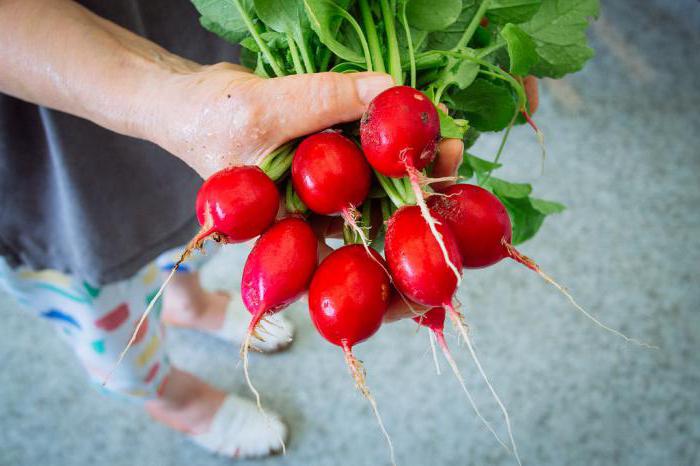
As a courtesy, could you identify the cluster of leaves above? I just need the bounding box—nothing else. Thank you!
[191,0,599,244]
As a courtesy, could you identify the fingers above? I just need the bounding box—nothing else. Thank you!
[383,293,429,323]
[523,76,539,115]
[264,72,394,140]
[431,138,464,191]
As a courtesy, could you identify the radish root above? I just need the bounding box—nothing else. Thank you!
[434,329,511,454]
[504,241,657,349]
[405,163,462,285]
[445,302,522,466]
[521,109,546,172]
[241,313,287,455]
[428,331,442,375]
[103,222,216,386]
[342,342,396,466]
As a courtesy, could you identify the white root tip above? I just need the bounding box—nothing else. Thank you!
[103,262,181,386]
[445,304,522,466]
[435,331,511,454]
[428,331,441,375]
[343,346,396,466]
[406,167,462,285]
[504,243,658,349]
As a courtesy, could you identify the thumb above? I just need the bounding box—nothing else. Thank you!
[263,72,394,139]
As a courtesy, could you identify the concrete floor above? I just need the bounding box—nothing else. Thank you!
[1,1,698,465]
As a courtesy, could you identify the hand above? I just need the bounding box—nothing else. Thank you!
[148,63,395,178]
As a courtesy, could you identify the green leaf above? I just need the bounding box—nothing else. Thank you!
[199,15,248,45]
[482,176,532,198]
[240,31,286,52]
[500,23,538,75]
[498,195,546,245]
[451,78,517,131]
[426,1,477,50]
[519,0,600,78]
[438,107,469,138]
[441,56,480,90]
[458,161,474,179]
[487,0,542,24]
[406,0,463,32]
[530,197,566,214]
[239,47,258,69]
[193,0,254,44]
[254,0,305,34]
[303,0,365,63]
[464,153,502,173]
[329,61,367,72]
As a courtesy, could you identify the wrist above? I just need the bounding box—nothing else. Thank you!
[123,47,203,144]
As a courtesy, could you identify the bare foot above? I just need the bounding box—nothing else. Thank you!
[161,272,294,351]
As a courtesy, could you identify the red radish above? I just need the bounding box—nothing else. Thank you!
[384,205,462,308]
[308,245,395,465]
[429,184,653,347]
[360,86,440,178]
[386,206,522,463]
[292,131,370,215]
[292,131,372,245]
[195,166,279,245]
[428,184,512,269]
[107,166,279,382]
[360,86,460,282]
[413,308,516,460]
[240,217,318,424]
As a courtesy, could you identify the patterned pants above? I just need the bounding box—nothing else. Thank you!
[0,246,214,401]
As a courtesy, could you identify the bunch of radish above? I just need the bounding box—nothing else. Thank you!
[113,85,648,465]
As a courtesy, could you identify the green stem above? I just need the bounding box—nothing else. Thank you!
[231,0,285,77]
[297,34,316,73]
[477,41,505,58]
[399,176,415,204]
[399,0,416,88]
[390,176,408,200]
[287,34,306,74]
[285,178,309,214]
[375,171,406,208]
[359,0,386,73]
[481,110,517,185]
[259,142,295,181]
[453,0,491,51]
[439,50,526,109]
[379,0,402,84]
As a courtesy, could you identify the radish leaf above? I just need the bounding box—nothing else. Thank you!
[487,0,542,24]
[500,23,537,75]
[519,0,600,78]
[406,0,463,32]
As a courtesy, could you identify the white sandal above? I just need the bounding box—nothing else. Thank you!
[191,394,288,458]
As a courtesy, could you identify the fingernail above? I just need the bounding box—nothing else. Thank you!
[355,74,394,105]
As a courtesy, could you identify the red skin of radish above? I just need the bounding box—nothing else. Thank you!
[241,217,318,324]
[412,307,446,333]
[308,245,392,348]
[360,86,440,178]
[428,184,512,269]
[384,206,462,307]
[195,166,279,243]
[291,131,371,215]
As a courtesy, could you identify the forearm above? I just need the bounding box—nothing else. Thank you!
[0,0,197,140]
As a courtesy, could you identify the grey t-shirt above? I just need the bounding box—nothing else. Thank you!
[0,0,239,285]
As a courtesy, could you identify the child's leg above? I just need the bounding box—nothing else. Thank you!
[0,257,169,398]
[0,256,286,457]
